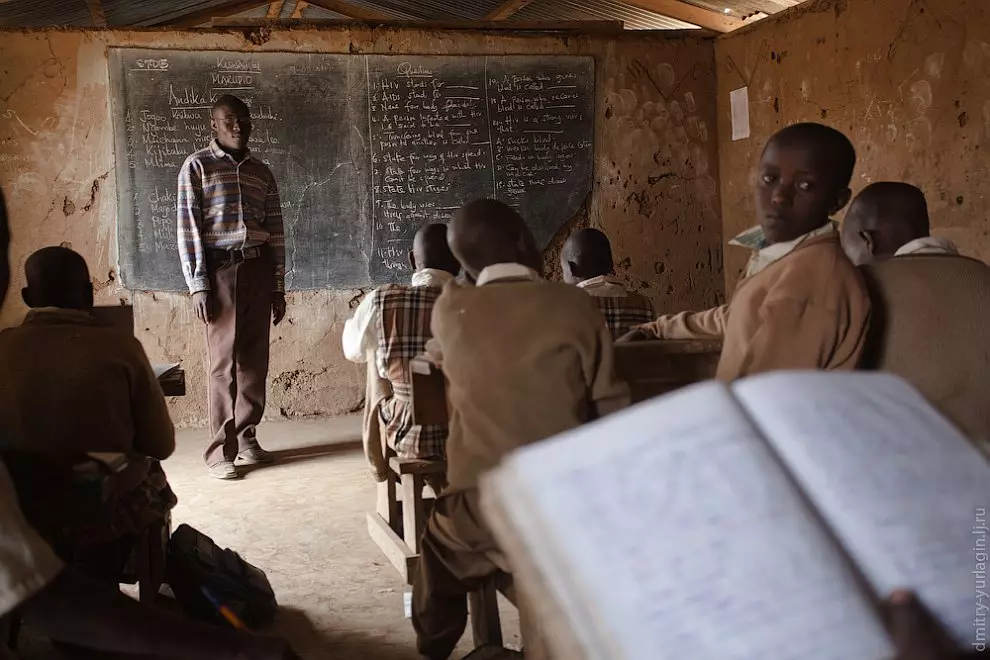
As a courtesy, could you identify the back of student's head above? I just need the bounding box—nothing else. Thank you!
[412,223,460,275]
[841,182,930,266]
[23,246,93,311]
[561,228,614,285]
[449,199,540,279]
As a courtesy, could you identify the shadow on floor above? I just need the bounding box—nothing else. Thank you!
[273,606,422,660]
[238,441,362,476]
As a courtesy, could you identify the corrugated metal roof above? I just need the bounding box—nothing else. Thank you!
[0,0,813,28]
[513,0,697,30]
[337,0,503,20]
[103,0,244,26]
[0,0,93,27]
[681,0,802,17]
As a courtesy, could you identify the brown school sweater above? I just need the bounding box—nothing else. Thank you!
[642,233,872,380]
[432,279,630,494]
[0,308,175,458]
[861,254,990,449]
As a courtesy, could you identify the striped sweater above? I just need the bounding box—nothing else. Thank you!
[176,140,285,293]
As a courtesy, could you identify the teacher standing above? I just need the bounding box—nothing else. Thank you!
[176,94,287,480]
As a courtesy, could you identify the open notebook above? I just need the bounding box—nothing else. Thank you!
[480,372,990,660]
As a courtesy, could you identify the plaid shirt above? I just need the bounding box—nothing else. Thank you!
[578,276,656,339]
[375,284,447,460]
[176,140,285,294]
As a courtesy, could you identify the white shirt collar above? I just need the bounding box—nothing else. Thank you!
[410,268,455,288]
[475,263,542,287]
[576,274,623,290]
[894,236,959,257]
[210,139,251,163]
[742,222,837,277]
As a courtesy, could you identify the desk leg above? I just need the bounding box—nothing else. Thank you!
[401,473,425,553]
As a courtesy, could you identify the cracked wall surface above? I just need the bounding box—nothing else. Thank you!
[0,27,722,426]
[716,0,990,292]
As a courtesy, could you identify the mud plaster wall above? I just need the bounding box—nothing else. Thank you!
[715,0,990,292]
[0,27,722,426]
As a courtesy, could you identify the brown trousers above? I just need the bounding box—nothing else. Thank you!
[203,251,273,466]
[413,490,547,660]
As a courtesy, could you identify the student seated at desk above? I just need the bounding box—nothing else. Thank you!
[412,200,629,659]
[0,459,298,660]
[841,182,990,450]
[0,247,175,580]
[342,223,460,484]
[620,122,871,380]
[560,228,654,339]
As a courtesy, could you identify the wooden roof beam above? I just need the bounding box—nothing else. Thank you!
[621,0,744,32]
[485,0,540,20]
[149,0,272,27]
[304,0,393,20]
[85,0,107,26]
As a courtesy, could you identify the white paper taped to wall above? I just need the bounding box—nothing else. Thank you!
[730,86,750,141]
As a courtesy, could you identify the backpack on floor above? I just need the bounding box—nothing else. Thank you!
[166,523,278,629]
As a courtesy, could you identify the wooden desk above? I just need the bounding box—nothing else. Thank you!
[614,339,721,402]
[410,339,722,427]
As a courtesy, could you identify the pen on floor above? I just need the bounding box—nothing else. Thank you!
[200,586,248,630]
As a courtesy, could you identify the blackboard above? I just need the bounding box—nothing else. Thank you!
[109,49,595,291]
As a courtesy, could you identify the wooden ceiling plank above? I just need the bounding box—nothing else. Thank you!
[484,0,540,20]
[620,0,744,32]
[266,1,286,18]
[304,0,392,20]
[289,0,309,18]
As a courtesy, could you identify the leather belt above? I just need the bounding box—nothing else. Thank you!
[208,246,262,265]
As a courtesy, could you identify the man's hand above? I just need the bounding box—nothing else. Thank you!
[616,328,651,344]
[193,291,215,324]
[272,293,287,326]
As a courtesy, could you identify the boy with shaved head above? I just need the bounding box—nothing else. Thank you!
[343,223,460,482]
[412,200,628,659]
[622,122,871,380]
[561,228,655,339]
[842,182,990,450]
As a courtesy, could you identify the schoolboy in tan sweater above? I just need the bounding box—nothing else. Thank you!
[412,200,628,659]
[621,123,871,380]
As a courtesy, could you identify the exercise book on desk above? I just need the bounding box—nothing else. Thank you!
[480,371,990,660]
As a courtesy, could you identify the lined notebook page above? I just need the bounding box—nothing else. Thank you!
[735,371,990,648]
[493,381,893,660]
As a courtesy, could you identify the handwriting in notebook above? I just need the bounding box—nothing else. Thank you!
[737,373,990,648]
[515,386,891,659]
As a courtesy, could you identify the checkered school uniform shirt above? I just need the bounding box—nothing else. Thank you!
[375,284,448,460]
[176,140,285,294]
[578,276,656,339]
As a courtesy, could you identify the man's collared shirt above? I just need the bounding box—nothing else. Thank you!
[176,139,285,294]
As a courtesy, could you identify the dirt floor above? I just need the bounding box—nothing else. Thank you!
[16,416,520,659]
